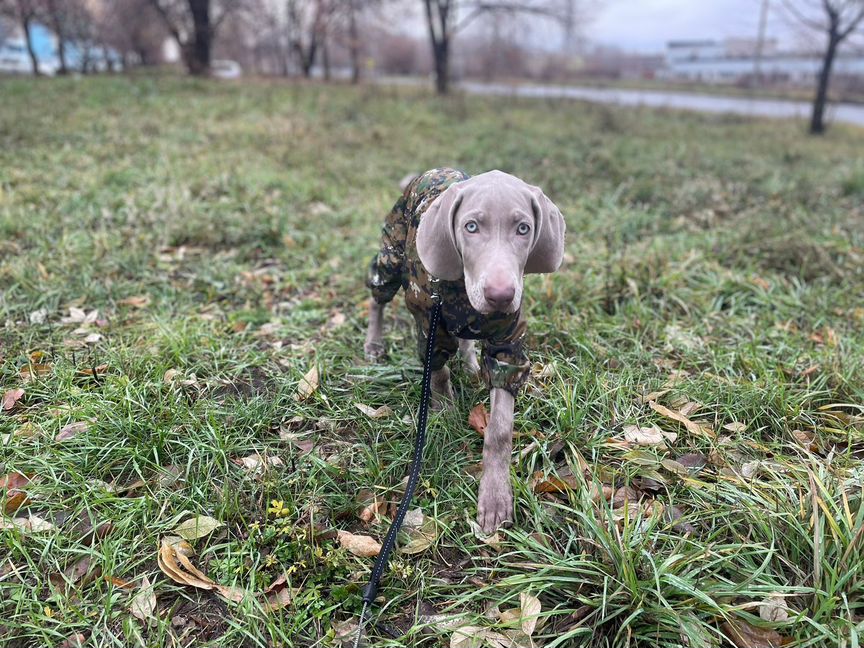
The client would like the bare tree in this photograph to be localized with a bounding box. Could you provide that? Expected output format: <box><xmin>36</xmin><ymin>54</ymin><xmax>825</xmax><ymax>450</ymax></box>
<box><xmin>95</xmin><ymin>0</ymin><xmax>167</xmax><ymax>67</ymax></box>
<box><xmin>783</xmin><ymin>0</ymin><xmax>864</xmax><ymax>134</ymax></box>
<box><xmin>0</xmin><ymin>0</ymin><xmax>40</xmax><ymax>74</ymax></box>
<box><xmin>147</xmin><ymin>0</ymin><xmax>244</xmax><ymax>75</ymax></box>
<box><xmin>422</xmin><ymin>0</ymin><xmax>572</xmax><ymax>94</ymax></box>
<box><xmin>285</xmin><ymin>0</ymin><xmax>334</xmax><ymax>79</ymax></box>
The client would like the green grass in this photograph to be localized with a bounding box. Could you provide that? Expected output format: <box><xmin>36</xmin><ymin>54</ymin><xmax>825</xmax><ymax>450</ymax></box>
<box><xmin>0</xmin><ymin>76</ymin><xmax>863</xmax><ymax>648</ymax></box>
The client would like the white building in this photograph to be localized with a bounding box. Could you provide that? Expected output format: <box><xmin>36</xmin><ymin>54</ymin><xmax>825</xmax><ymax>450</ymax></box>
<box><xmin>661</xmin><ymin>38</ymin><xmax>864</xmax><ymax>85</ymax></box>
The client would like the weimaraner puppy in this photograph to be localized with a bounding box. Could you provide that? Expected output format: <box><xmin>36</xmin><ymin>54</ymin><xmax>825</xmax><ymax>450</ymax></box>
<box><xmin>365</xmin><ymin>168</ymin><xmax>565</xmax><ymax>532</ymax></box>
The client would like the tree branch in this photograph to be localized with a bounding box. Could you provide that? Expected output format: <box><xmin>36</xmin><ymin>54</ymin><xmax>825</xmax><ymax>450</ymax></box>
<box><xmin>782</xmin><ymin>0</ymin><xmax>830</xmax><ymax>31</ymax></box>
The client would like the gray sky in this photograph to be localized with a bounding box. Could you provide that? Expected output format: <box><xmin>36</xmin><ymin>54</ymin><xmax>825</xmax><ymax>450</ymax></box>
<box><xmin>587</xmin><ymin>0</ymin><xmax>795</xmax><ymax>53</ymax></box>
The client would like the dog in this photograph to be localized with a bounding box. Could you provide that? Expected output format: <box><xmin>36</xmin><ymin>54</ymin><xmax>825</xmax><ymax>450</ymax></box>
<box><xmin>364</xmin><ymin>168</ymin><xmax>565</xmax><ymax>532</ymax></box>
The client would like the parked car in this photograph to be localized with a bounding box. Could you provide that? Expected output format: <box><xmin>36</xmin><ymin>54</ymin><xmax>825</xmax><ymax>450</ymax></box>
<box><xmin>211</xmin><ymin>59</ymin><xmax>242</xmax><ymax>79</ymax></box>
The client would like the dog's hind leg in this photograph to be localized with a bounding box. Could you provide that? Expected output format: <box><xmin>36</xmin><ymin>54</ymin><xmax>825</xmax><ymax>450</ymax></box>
<box><xmin>364</xmin><ymin>299</ymin><xmax>387</xmax><ymax>362</ymax></box>
<box><xmin>458</xmin><ymin>338</ymin><xmax>481</xmax><ymax>376</ymax></box>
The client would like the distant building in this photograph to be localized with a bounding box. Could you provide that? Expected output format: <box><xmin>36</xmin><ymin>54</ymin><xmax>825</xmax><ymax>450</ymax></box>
<box><xmin>661</xmin><ymin>38</ymin><xmax>864</xmax><ymax>85</ymax></box>
<box><xmin>0</xmin><ymin>17</ymin><xmax>122</xmax><ymax>75</ymax></box>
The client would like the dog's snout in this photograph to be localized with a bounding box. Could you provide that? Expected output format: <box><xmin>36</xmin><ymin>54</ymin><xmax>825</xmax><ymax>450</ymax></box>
<box><xmin>484</xmin><ymin>281</ymin><xmax>516</xmax><ymax>311</ymax></box>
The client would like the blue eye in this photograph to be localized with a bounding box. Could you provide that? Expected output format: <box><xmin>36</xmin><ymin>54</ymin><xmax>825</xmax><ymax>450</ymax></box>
<box><xmin>517</xmin><ymin>223</ymin><xmax>531</xmax><ymax>235</ymax></box>
<box><xmin>465</xmin><ymin>221</ymin><xmax>478</xmax><ymax>233</ymax></box>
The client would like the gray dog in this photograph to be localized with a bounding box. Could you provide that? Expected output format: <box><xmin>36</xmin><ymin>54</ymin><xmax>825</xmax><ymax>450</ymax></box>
<box><xmin>365</xmin><ymin>168</ymin><xmax>565</xmax><ymax>532</ymax></box>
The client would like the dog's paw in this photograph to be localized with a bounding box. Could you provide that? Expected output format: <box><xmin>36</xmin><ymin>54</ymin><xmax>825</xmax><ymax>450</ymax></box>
<box><xmin>477</xmin><ymin>475</ymin><xmax>513</xmax><ymax>533</ymax></box>
<box><xmin>363</xmin><ymin>341</ymin><xmax>386</xmax><ymax>363</ymax></box>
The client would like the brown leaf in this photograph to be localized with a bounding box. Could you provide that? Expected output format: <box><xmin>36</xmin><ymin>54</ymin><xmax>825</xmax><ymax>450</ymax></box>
<box><xmin>56</xmin><ymin>421</ymin><xmax>90</xmax><ymax>442</ymax></box>
<box><xmin>468</xmin><ymin>404</ymin><xmax>489</xmax><ymax>436</ymax></box>
<box><xmin>119</xmin><ymin>295</ymin><xmax>151</xmax><ymax>308</ymax></box>
<box><xmin>358</xmin><ymin>498</ymin><xmax>387</xmax><ymax>524</ymax></box>
<box><xmin>1</xmin><ymin>471</ymin><xmax>31</xmax><ymax>515</ymax></box>
<box><xmin>531</xmin><ymin>471</ymin><xmax>579</xmax><ymax>494</ymax></box>
<box><xmin>721</xmin><ymin>618</ymin><xmax>788</xmax><ymax>648</ymax></box>
<box><xmin>130</xmin><ymin>574</ymin><xmax>157</xmax><ymax>622</ymax></box>
<box><xmin>2</xmin><ymin>388</ymin><xmax>24</xmax><ymax>412</ymax></box>
<box><xmin>19</xmin><ymin>364</ymin><xmax>52</xmax><ymax>383</ymax></box>
<box><xmin>105</xmin><ymin>575</ymin><xmax>135</xmax><ymax>590</ymax></box>
<box><xmin>295</xmin><ymin>366</ymin><xmax>319</xmax><ymax>401</ymax></box>
<box><xmin>649</xmin><ymin>400</ymin><xmax>714</xmax><ymax>438</ymax></box>
<box><xmin>51</xmin><ymin>556</ymin><xmax>101</xmax><ymax>590</ymax></box>
<box><xmin>336</xmin><ymin>530</ymin><xmax>381</xmax><ymax>557</ymax></box>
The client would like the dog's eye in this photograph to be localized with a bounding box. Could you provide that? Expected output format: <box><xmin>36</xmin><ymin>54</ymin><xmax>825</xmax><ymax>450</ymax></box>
<box><xmin>465</xmin><ymin>221</ymin><xmax>479</xmax><ymax>233</ymax></box>
<box><xmin>517</xmin><ymin>223</ymin><xmax>531</xmax><ymax>235</ymax></box>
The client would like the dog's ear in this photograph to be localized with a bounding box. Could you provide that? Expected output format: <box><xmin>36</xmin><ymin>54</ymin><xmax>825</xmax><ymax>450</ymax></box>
<box><xmin>525</xmin><ymin>188</ymin><xmax>566</xmax><ymax>274</ymax></box>
<box><xmin>416</xmin><ymin>183</ymin><xmax>464</xmax><ymax>280</ymax></box>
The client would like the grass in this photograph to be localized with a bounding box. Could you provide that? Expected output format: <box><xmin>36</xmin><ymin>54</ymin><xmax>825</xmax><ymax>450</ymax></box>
<box><xmin>0</xmin><ymin>75</ymin><xmax>863</xmax><ymax>648</ymax></box>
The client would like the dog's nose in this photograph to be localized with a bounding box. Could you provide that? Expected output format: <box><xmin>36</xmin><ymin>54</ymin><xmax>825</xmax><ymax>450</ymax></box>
<box><xmin>484</xmin><ymin>282</ymin><xmax>515</xmax><ymax>311</ymax></box>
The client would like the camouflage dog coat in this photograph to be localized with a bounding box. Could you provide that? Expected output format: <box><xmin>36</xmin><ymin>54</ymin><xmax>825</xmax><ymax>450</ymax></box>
<box><xmin>366</xmin><ymin>168</ymin><xmax>530</xmax><ymax>397</ymax></box>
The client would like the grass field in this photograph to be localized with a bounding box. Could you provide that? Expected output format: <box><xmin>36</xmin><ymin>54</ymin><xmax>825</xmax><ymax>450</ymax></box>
<box><xmin>1</xmin><ymin>76</ymin><xmax>863</xmax><ymax>648</ymax></box>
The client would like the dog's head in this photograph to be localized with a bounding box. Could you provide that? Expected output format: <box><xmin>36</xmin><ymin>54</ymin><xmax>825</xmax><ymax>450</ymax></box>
<box><xmin>416</xmin><ymin>170</ymin><xmax>566</xmax><ymax>314</ymax></box>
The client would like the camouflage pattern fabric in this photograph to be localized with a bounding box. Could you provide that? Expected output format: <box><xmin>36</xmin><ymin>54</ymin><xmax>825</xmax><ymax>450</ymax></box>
<box><xmin>366</xmin><ymin>168</ymin><xmax>530</xmax><ymax>397</ymax></box>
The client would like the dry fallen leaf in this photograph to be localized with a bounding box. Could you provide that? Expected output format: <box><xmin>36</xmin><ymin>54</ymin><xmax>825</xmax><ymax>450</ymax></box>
<box><xmin>58</xmin><ymin>633</ymin><xmax>87</xmax><ymax>648</ymax></box>
<box><xmin>157</xmin><ymin>536</ymin><xmax>246</xmax><ymax>603</ymax></box>
<box><xmin>530</xmin><ymin>471</ymin><xmax>579</xmax><ymax>494</ymax></box>
<box><xmin>400</xmin><ymin>511</ymin><xmax>438</xmax><ymax>555</ymax></box>
<box><xmin>130</xmin><ymin>574</ymin><xmax>157</xmax><ymax>622</ymax></box>
<box><xmin>354</xmin><ymin>403</ymin><xmax>393</xmax><ymax>419</ymax></box>
<box><xmin>2</xmin><ymin>388</ymin><xmax>24</xmax><ymax>412</ymax></box>
<box><xmin>450</xmin><ymin>625</ymin><xmax>486</xmax><ymax>648</ymax></box>
<box><xmin>649</xmin><ymin>400</ymin><xmax>714</xmax><ymax>438</ymax></box>
<box><xmin>468</xmin><ymin>519</ymin><xmax>503</xmax><ymax>551</ymax></box>
<box><xmin>119</xmin><ymin>295</ymin><xmax>151</xmax><ymax>308</ymax></box>
<box><xmin>1</xmin><ymin>471</ymin><xmax>31</xmax><ymax>515</ymax></box>
<box><xmin>759</xmin><ymin>596</ymin><xmax>790</xmax><ymax>623</ymax></box>
<box><xmin>19</xmin><ymin>363</ymin><xmax>52</xmax><ymax>383</ymax></box>
<box><xmin>723</xmin><ymin>421</ymin><xmax>748</xmax><ymax>433</ymax></box>
<box><xmin>358</xmin><ymin>497</ymin><xmax>388</xmax><ymax>524</ymax></box>
<box><xmin>295</xmin><ymin>366</ymin><xmax>319</xmax><ymax>401</ymax></box>
<box><xmin>721</xmin><ymin>618</ymin><xmax>788</xmax><ymax>648</ymax></box>
<box><xmin>0</xmin><ymin>514</ymin><xmax>55</xmax><ymax>533</ymax></box>
<box><xmin>232</xmin><ymin>453</ymin><xmax>284</xmax><ymax>473</ymax></box>
<box><xmin>623</xmin><ymin>424</ymin><xmax>677</xmax><ymax>446</ymax></box>
<box><xmin>519</xmin><ymin>592</ymin><xmax>542</xmax><ymax>636</ymax></box>
<box><xmin>468</xmin><ymin>404</ymin><xmax>489</xmax><ymax>436</ymax></box>
<box><xmin>56</xmin><ymin>421</ymin><xmax>90</xmax><ymax>442</ymax></box>
<box><xmin>173</xmin><ymin>515</ymin><xmax>224</xmax><ymax>540</ymax></box>
<box><xmin>336</xmin><ymin>530</ymin><xmax>381</xmax><ymax>557</ymax></box>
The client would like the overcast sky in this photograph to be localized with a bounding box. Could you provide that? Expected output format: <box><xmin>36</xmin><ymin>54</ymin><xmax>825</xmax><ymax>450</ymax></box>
<box><xmin>587</xmin><ymin>0</ymin><xmax>796</xmax><ymax>53</ymax></box>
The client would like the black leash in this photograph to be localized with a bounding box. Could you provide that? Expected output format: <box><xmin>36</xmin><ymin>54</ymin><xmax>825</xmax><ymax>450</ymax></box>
<box><xmin>353</xmin><ymin>288</ymin><xmax>442</xmax><ymax>648</ymax></box>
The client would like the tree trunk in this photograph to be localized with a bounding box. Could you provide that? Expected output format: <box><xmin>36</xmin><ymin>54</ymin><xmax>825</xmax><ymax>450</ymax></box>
<box><xmin>322</xmin><ymin>33</ymin><xmax>330</xmax><ymax>81</ymax></box>
<box><xmin>188</xmin><ymin>0</ymin><xmax>212</xmax><ymax>76</ymax></box>
<box><xmin>433</xmin><ymin>41</ymin><xmax>449</xmax><ymax>94</ymax></box>
<box><xmin>47</xmin><ymin>0</ymin><xmax>68</xmax><ymax>74</ymax></box>
<box><xmin>424</xmin><ymin>0</ymin><xmax>451</xmax><ymax>95</ymax></box>
<box><xmin>20</xmin><ymin>15</ymin><xmax>40</xmax><ymax>75</ymax></box>
<box><xmin>348</xmin><ymin>0</ymin><xmax>360</xmax><ymax>84</ymax></box>
<box><xmin>810</xmin><ymin>32</ymin><xmax>838</xmax><ymax>135</ymax></box>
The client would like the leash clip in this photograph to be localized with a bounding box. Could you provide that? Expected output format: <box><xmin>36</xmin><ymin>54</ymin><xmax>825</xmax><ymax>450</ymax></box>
<box><xmin>430</xmin><ymin>275</ymin><xmax>441</xmax><ymax>304</ymax></box>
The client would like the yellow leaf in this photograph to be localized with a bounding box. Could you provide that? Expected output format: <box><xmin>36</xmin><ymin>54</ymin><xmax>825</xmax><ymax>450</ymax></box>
<box><xmin>295</xmin><ymin>366</ymin><xmax>319</xmax><ymax>401</ymax></box>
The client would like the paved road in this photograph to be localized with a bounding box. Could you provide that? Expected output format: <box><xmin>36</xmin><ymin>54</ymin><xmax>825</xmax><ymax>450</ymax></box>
<box><xmin>457</xmin><ymin>81</ymin><xmax>864</xmax><ymax>128</ymax></box>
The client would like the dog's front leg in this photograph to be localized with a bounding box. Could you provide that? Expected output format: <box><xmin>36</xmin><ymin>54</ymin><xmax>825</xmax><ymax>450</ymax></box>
<box><xmin>478</xmin><ymin>387</ymin><xmax>514</xmax><ymax>532</ymax></box>
<box><xmin>364</xmin><ymin>299</ymin><xmax>386</xmax><ymax>361</ymax></box>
